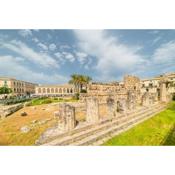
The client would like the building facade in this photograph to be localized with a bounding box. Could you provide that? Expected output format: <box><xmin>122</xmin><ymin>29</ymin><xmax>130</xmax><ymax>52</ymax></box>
<box><xmin>35</xmin><ymin>84</ymin><xmax>75</xmax><ymax>97</ymax></box>
<box><xmin>0</xmin><ymin>77</ymin><xmax>38</xmax><ymax>96</ymax></box>
<box><xmin>141</xmin><ymin>72</ymin><xmax>175</xmax><ymax>94</ymax></box>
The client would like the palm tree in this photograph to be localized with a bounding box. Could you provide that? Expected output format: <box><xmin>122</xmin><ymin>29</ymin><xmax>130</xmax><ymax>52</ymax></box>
<box><xmin>69</xmin><ymin>74</ymin><xmax>92</xmax><ymax>93</ymax></box>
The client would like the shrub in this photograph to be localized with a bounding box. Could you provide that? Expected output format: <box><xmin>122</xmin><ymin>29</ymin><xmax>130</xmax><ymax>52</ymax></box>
<box><xmin>42</xmin><ymin>99</ymin><xmax>52</xmax><ymax>104</ymax></box>
<box><xmin>80</xmin><ymin>89</ymin><xmax>87</xmax><ymax>93</ymax></box>
<box><xmin>172</xmin><ymin>93</ymin><xmax>175</xmax><ymax>101</ymax></box>
<box><xmin>73</xmin><ymin>93</ymin><xmax>79</xmax><ymax>100</ymax></box>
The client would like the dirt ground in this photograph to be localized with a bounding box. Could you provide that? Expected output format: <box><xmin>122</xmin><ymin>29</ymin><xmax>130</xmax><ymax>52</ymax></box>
<box><xmin>0</xmin><ymin>102</ymin><xmax>108</xmax><ymax>145</ymax></box>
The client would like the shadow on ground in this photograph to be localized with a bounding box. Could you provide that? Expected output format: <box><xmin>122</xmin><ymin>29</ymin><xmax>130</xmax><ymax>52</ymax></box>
<box><xmin>161</xmin><ymin>124</ymin><xmax>175</xmax><ymax>146</ymax></box>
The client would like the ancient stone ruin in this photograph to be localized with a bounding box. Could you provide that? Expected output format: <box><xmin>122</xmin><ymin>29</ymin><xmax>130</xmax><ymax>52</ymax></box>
<box><xmin>38</xmin><ymin>74</ymin><xmax>173</xmax><ymax>145</ymax></box>
<box><xmin>106</xmin><ymin>96</ymin><xmax>116</xmax><ymax>118</ymax></box>
<box><xmin>57</xmin><ymin>103</ymin><xmax>76</xmax><ymax>131</ymax></box>
<box><xmin>86</xmin><ymin>97</ymin><xmax>99</xmax><ymax>123</ymax></box>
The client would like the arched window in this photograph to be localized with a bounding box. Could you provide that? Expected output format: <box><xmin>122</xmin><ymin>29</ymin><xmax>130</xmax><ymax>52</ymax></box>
<box><xmin>55</xmin><ymin>88</ymin><xmax>58</xmax><ymax>93</ymax></box>
<box><xmin>70</xmin><ymin>89</ymin><xmax>73</xmax><ymax>93</ymax></box>
<box><xmin>67</xmin><ymin>89</ymin><xmax>69</xmax><ymax>93</ymax></box>
<box><xmin>43</xmin><ymin>88</ymin><xmax>46</xmax><ymax>93</ymax></box>
<box><xmin>59</xmin><ymin>88</ymin><xmax>62</xmax><ymax>93</ymax></box>
<box><xmin>63</xmin><ymin>88</ymin><xmax>66</xmax><ymax>93</ymax></box>
<box><xmin>51</xmin><ymin>88</ymin><xmax>54</xmax><ymax>93</ymax></box>
<box><xmin>38</xmin><ymin>88</ymin><xmax>41</xmax><ymax>93</ymax></box>
<box><xmin>47</xmin><ymin>88</ymin><xmax>50</xmax><ymax>93</ymax></box>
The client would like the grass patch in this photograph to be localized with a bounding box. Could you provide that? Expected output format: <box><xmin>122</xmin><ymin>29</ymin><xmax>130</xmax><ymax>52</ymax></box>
<box><xmin>103</xmin><ymin>102</ymin><xmax>175</xmax><ymax>146</ymax></box>
<box><xmin>29</xmin><ymin>97</ymin><xmax>78</xmax><ymax>106</ymax></box>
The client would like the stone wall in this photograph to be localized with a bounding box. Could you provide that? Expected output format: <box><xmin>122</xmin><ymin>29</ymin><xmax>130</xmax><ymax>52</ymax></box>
<box><xmin>0</xmin><ymin>103</ymin><xmax>23</xmax><ymax>118</ymax></box>
<box><xmin>124</xmin><ymin>75</ymin><xmax>140</xmax><ymax>91</ymax></box>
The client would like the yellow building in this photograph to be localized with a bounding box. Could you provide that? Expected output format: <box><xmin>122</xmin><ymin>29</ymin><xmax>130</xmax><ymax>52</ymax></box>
<box><xmin>35</xmin><ymin>84</ymin><xmax>75</xmax><ymax>96</ymax></box>
<box><xmin>0</xmin><ymin>77</ymin><xmax>38</xmax><ymax>96</ymax></box>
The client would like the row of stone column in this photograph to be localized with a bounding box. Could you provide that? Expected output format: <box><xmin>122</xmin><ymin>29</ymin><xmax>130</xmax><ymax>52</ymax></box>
<box><xmin>55</xmin><ymin>94</ymin><xmax>140</xmax><ymax>132</ymax></box>
<box><xmin>55</xmin><ymin>89</ymin><xmax>163</xmax><ymax>132</ymax></box>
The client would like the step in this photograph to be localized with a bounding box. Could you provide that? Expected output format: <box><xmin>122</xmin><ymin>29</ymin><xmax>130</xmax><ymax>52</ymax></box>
<box><xmin>40</xmin><ymin>103</ymin><xmax>161</xmax><ymax>145</ymax></box>
<box><xmin>43</xmin><ymin>103</ymin><xmax>165</xmax><ymax>146</ymax></box>
<box><xmin>71</xmin><ymin>105</ymin><xmax>166</xmax><ymax>146</ymax></box>
<box><xmin>43</xmin><ymin>104</ymin><xmax>165</xmax><ymax>146</ymax></box>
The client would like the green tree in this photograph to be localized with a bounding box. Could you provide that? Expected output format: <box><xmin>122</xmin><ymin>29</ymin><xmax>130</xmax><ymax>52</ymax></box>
<box><xmin>0</xmin><ymin>86</ymin><xmax>12</xmax><ymax>94</ymax></box>
<box><xmin>68</xmin><ymin>74</ymin><xmax>92</xmax><ymax>93</ymax></box>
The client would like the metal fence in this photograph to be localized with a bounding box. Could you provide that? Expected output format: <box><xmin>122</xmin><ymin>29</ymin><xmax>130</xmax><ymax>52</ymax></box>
<box><xmin>0</xmin><ymin>96</ymin><xmax>32</xmax><ymax>105</ymax></box>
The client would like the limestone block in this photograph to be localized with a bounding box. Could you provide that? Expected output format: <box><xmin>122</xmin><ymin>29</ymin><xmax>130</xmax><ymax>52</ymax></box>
<box><xmin>58</xmin><ymin>103</ymin><xmax>76</xmax><ymax>131</ymax></box>
<box><xmin>160</xmin><ymin>82</ymin><xmax>167</xmax><ymax>102</ymax></box>
<box><xmin>106</xmin><ymin>96</ymin><xmax>116</xmax><ymax>118</ymax></box>
<box><xmin>86</xmin><ymin>97</ymin><xmax>99</xmax><ymax>123</ymax></box>
<box><xmin>117</xmin><ymin>98</ymin><xmax>127</xmax><ymax>113</ymax></box>
<box><xmin>127</xmin><ymin>91</ymin><xmax>136</xmax><ymax>110</ymax></box>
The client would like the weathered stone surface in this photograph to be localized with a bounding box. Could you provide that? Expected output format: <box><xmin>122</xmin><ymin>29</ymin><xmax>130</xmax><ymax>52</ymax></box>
<box><xmin>58</xmin><ymin>103</ymin><xmax>76</xmax><ymax>131</ymax></box>
<box><xmin>124</xmin><ymin>75</ymin><xmax>140</xmax><ymax>91</ymax></box>
<box><xmin>127</xmin><ymin>91</ymin><xmax>136</xmax><ymax>110</ymax></box>
<box><xmin>106</xmin><ymin>96</ymin><xmax>116</xmax><ymax>117</ymax></box>
<box><xmin>31</xmin><ymin>120</ymin><xmax>38</xmax><ymax>124</ymax></box>
<box><xmin>0</xmin><ymin>103</ymin><xmax>23</xmax><ymax>118</ymax></box>
<box><xmin>141</xmin><ymin>92</ymin><xmax>150</xmax><ymax>106</ymax></box>
<box><xmin>117</xmin><ymin>98</ymin><xmax>127</xmax><ymax>113</ymax></box>
<box><xmin>20</xmin><ymin>126</ymin><xmax>31</xmax><ymax>133</ymax></box>
<box><xmin>86</xmin><ymin>97</ymin><xmax>99</xmax><ymax>123</ymax></box>
<box><xmin>160</xmin><ymin>82</ymin><xmax>167</xmax><ymax>102</ymax></box>
<box><xmin>54</xmin><ymin>111</ymin><xmax>60</xmax><ymax>118</ymax></box>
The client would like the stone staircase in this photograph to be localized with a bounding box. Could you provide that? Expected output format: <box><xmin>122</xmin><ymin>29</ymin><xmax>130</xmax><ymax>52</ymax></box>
<box><xmin>42</xmin><ymin>102</ymin><xmax>166</xmax><ymax>146</ymax></box>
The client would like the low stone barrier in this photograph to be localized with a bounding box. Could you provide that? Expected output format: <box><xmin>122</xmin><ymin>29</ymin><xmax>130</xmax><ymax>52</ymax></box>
<box><xmin>0</xmin><ymin>103</ymin><xmax>23</xmax><ymax>119</ymax></box>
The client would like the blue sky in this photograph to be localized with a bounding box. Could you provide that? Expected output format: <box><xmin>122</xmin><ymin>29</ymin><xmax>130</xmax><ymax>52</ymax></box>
<box><xmin>0</xmin><ymin>29</ymin><xmax>175</xmax><ymax>84</ymax></box>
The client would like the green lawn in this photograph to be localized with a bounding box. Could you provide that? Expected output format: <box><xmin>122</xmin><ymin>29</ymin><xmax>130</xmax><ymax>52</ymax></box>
<box><xmin>103</xmin><ymin>101</ymin><xmax>175</xmax><ymax>146</ymax></box>
<box><xmin>29</xmin><ymin>97</ymin><xmax>78</xmax><ymax>106</ymax></box>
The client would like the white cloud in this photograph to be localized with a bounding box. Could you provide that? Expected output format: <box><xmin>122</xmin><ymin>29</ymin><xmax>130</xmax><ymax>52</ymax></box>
<box><xmin>18</xmin><ymin>30</ymin><xmax>32</xmax><ymax>37</ymax></box>
<box><xmin>49</xmin><ymin>43</ymin><xmax>57</xmax><ymax>51</ymax></box>
<box><xmin>75</xmin><ymin>51</ymin><xmax>88</xmax><ymax>64</ymax></box>
<box><xmin>152</xmin><ymin>36</ymin><xmax>162</xmax><ymax>45</ymax></box>
<box><xmin>55</xmin><ymin>51</ymin><xmax>76</xmax><ymax>63</ymax></box>
<box><xmin>62</xmin><ymin>52</ymin><xmax>75</xmax><ymax>62</ymax></box>
<box><xmin>149</xmin><ymin>30</ymin><xmax>160</xmax><ymax>35</ymax></box>
<box><xmin>54</xmin><ymin>52</ymin><xmax>65</xmax><ymax>64</ymax></box>
<box><xmin>74</xmin><ymin>30</ymin><xmax>145</xmax><ymax>79</ymax></box>
<box><xmin>0</xmin><ymin>55</ymin><xmax>67</xmax><ymax>84</ymax></box>
<box><xmin>32</xmin><ymin>37</ymin><xmax>39</xmax><ymax>43</ymax></box>
<box><xmin>152</xmin><ymin>40</ymin><xmax>175</xmax><ymax>63</ymax></box>
<box><xmin>1</xmin><ymin>40</ymin><xmax>59</xmax><ymax>68</ymax></box>
<box><xmin>38</xmin><ymin>42</ymin><xmax>48</xmax><ymax>51</ymax></box>
<box><xmin>60</xmin><ymin>45</ymin><xmax>71</xmax><ymax>50</ymax></box>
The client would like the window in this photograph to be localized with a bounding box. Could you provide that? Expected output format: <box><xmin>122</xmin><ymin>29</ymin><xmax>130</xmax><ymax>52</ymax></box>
<box><xmin>47</xmin><ymin>88</ymin><xmax>50</xmax><ymax>93</ymax></box>
<box><xmin>38</xmin><ymin>88</ymin><xmax>41</xmax><ymax>93</ymax></box>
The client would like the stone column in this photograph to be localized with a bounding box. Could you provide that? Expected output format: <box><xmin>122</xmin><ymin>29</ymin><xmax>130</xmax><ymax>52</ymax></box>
<box><xmin>117</xmin><ymin>98</ymin><xmax>127</xmax><ymax>113</ymax></box>
<box><xmin>127</xmin><ymin>91</ymin><xmax>136</xmax><ymax>110</ymax></box>
<box><xmin>106</xmin><ymin>96</ymin><xmax>115</xmax><ymax>118</ymax></box>
<box><xmin>86</xmin><ymin>97</ymin><xmax>99</xmax><ymax>123</ymax></box>
<box><xmin>141</xmin><ymin>92</ymin><xmax>150</xmax><ymax>106</ymax></box>
<box><xmin>58</xmin><ymin>103</ymin><xmax>76</xmax><ymax>131</ymax></box>
<box><xmin>160</xmin><ymin>82</ymin><xmax>167</xmax><ymax>102</ymax></box>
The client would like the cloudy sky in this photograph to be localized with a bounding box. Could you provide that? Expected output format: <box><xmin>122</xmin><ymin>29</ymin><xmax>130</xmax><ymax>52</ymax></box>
<box><xmin>0</xmin><ymin>29</ymin><xmax>175</xmax><ymax>84</ymax></box>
